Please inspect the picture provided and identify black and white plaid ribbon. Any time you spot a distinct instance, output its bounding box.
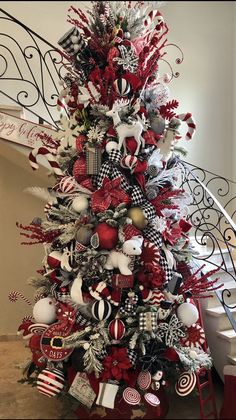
[58,27,86,55]
[143,226,162,248]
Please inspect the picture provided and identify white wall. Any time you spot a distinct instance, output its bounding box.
[0,0,234,179]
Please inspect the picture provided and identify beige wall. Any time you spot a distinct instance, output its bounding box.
[0,140,52,334]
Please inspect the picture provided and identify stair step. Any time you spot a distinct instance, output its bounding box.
[206,306,236,317]
[227,354,236,364]
[217,329,236,341]
[215,280,236,290]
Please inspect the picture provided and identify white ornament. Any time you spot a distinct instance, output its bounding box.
[177,302,199,327]
[152,370,163,381]
[70,274,87,305]
[157,128,177,162]
[105,141,119,154]
[104,236,143,275]
[33,297,57,324]
[71,196,89,213]
[189,350,198,360]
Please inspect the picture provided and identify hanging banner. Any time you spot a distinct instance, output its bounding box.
[0,111,57,149]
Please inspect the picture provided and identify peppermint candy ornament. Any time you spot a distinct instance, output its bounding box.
[123,387,141,405]
[108,319,125,341]
[57,176,78,194]
[175,371,196,396]
[140,240,160,267]
[182,323,206,348]
[144,393,160,407]
[37,368,65,397]
[137,371,152,390]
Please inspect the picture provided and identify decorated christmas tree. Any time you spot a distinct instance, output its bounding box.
[10,2,221,418]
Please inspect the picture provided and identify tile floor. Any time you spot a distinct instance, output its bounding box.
[0,339,224,419]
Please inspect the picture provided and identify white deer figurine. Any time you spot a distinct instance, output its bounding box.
[106,100,145,156]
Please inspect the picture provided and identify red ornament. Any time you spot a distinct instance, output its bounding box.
[47,251,62,268]
[94,223,118,250]
[37,368,65,397]
[76,134,87,153]
[108,319,125,341]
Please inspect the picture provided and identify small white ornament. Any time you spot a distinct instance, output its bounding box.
[71,35,79,44]
[189,350,198,360]
[152,370,163,381]
[105,141,119,154]
[33,297,57,324]
[70,274,87,305]
[71,196,89,213]
[177,302,199,327]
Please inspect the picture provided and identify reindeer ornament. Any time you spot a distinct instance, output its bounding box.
[106,100,146,156]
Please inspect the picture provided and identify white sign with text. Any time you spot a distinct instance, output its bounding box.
[0,111,57,149]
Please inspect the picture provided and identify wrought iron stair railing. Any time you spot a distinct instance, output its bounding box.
[177,159,236,332]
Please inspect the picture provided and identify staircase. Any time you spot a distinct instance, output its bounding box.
[193,240,236,382]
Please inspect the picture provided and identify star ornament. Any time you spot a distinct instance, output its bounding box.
[181,324,206,349]
[157,314,186,347]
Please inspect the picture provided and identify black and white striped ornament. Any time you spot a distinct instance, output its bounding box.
[91,299,112,321]
[37,368,65,397]
[113,78,130,96]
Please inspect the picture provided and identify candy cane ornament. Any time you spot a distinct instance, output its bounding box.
[174,113,196,141]
[8,291,32,306]
[29,146,64,176]
[144,10,164,28]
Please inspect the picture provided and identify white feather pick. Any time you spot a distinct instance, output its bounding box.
[23,187,57,203]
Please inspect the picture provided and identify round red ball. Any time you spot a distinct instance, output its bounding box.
[94,223,118,250]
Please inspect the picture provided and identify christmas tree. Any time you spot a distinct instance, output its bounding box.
[10,2,220,418]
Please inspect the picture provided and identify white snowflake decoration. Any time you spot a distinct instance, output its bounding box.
[113,45,139,72]
[87,125,106,145]
[157,314,186,347]
[77,81,101,107]
[56,115,81,149]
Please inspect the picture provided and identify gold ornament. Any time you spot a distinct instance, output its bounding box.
[127,207,148,230]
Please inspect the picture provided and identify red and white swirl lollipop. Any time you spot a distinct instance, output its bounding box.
[137,371,152,390]
[175,371,196,396]
[144,393,160,407]
[123,387,141,405]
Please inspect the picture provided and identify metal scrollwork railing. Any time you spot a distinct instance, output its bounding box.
[0,8,70,128]
[178,159,236,330]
